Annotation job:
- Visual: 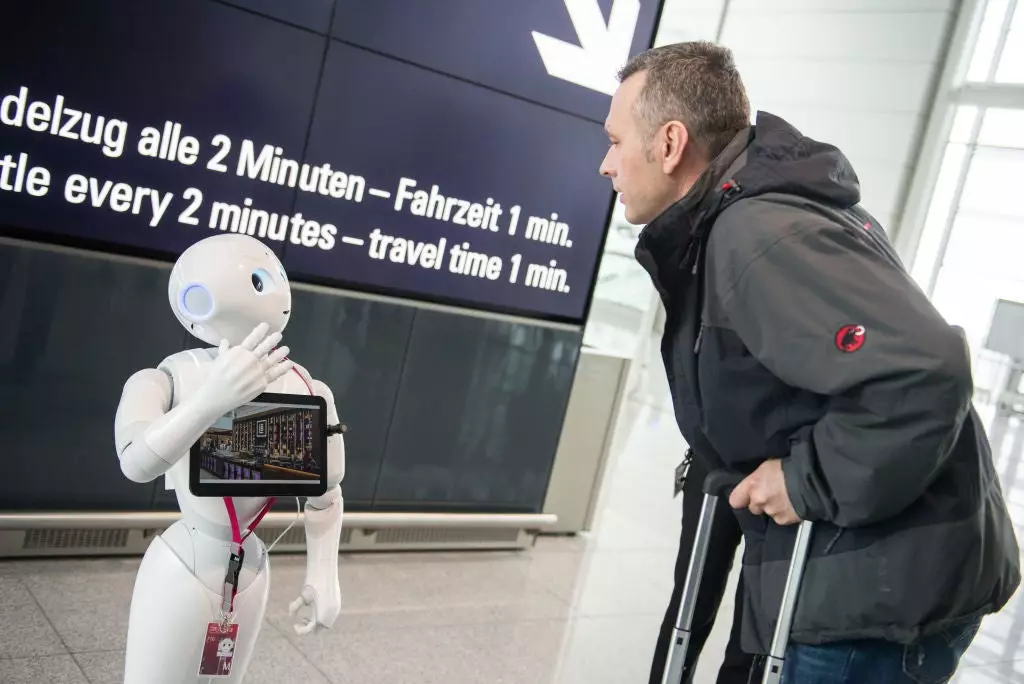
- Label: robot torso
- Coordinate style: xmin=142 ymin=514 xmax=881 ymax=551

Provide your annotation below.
xmin=158 ymin=347 xmax=316 ymax=538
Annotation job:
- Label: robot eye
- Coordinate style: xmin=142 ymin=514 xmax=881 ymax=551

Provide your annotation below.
xmin=251 ymin=268 xmax=275 ymax=294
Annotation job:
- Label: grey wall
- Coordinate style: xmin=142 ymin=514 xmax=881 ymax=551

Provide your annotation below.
xmin=653 ymin=0 xmax=958 ymax=237
xmin=0 ymin=239 xmax=581 ymax=514
xmin=722 ymin=0 xmax=959 ymax=237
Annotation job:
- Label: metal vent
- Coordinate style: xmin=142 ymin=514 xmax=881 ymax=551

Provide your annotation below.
xmin=374 ymin=527 xmax=520 ymax=545
xmin=260 ymin=527 xmax=353 ymax=546
xmin=260 ymin=527 xmax=306 ymax=546
xmin=23 ymin=528 xmax=130 ymax=550
xmin=0 ymin=512 xmax=547 ymax=558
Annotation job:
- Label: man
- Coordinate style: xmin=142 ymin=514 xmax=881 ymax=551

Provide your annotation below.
xmin=600 ymin=41 xmax=1021 ymax=683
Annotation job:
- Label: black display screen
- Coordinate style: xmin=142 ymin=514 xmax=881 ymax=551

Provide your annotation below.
xmin=0 ymin=0 xmax=663 ymax=323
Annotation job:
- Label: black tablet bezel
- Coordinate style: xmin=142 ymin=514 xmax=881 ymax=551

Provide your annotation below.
xmin=189 ymin=392 xmax=329 ymax=498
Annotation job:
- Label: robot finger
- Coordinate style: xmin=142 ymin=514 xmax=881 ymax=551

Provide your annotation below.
xmin=288 ymin=594 xmax=309 ymax=616
xmin=218 ymin=338 xmax=230 ymax=356
xmin=252 ymin=330 xmax=283 ymax=359
xmin=265 ymin=345 xmax=290 ymax=366
xmin=240 ymin=322 xmax=271 ymax=351
xmin=293 ymin=618 xmax=318 ymax=637
xmin=267 ymin=358 xmax=294 ymax=383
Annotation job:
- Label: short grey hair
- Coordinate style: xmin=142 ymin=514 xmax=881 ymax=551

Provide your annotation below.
xmin=618 ymin=41 xmax=751 ymax=161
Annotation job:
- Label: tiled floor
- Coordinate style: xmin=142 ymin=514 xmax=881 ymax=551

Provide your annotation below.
xmin=1 ymin=363 xmax=1023 ymax=682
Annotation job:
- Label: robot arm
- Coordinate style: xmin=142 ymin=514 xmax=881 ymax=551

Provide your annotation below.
xmin=114 ymin=323 xmax=293 ymax=484
xmin=289 ymin=378 xmax=345 ymax=635
xmin=114 ymin=368 xmax=220 ymax=483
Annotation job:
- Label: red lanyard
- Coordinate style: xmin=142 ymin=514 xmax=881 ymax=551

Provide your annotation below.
xmin=221 ymin=497 xmax=275 ymax=615
xmin=224 ymin=497 xmax=277 ymax=548
xmin=220 ymin=366 xmax=312 ymax=615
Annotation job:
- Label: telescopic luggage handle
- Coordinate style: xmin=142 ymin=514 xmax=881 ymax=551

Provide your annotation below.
xmin=661 ymin=469 xmax=814 ymax=684
xmin=703 ymin=470 xmax=745 ymax=497
xmin=661 ymin=470 xmax=742 ymax=684
xmin=763 ymin=517 xmax=814 ymax=683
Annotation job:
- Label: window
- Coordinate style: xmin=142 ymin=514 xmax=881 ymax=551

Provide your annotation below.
xmin=996 ymin=2 xmax=1024 ymax=83
xmin=967 ymin=0 xmax=1010 ymax=81
xmin=908 ymin=0 xmax=1024 ymax=378
xmin=978 ymin=107 xmax=1024 ymax=147
xmin=950 ymin=105 xmax=980 ymax=142
xmin=958 ymin=145 xmax=1024 ymax=221
xmin=919 ymin=120 xmax=1024 ymax=352
xmin=909 ymin=140 xmax=968 ymax=287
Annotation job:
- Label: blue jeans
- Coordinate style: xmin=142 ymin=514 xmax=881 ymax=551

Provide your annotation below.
xmin=780 ymin=618 xmax=981 ymax=684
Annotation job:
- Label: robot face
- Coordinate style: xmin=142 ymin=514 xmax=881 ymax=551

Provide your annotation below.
xmin=217 ymin=637 xmax=235 ymax=657
xmin=168 ymin=234 xmax=292 ymax=347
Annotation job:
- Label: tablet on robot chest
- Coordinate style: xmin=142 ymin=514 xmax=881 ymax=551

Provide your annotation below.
xmin=190 ymin=392 xmax=328 ymax=498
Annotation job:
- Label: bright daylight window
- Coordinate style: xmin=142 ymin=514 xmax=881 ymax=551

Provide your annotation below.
xmin=909 ymin=0 xmax=1024 ymax=408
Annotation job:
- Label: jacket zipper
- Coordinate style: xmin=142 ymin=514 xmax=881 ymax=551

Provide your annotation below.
xmin=691 ymin=231 xmax=706 ymax=354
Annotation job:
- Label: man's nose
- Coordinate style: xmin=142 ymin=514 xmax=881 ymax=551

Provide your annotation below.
xmin=599 ymin=154 xmax=614 ymax=177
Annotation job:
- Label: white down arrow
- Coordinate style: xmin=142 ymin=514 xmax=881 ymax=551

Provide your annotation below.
xmin=531 ymin=0 xmax=641 ymax=96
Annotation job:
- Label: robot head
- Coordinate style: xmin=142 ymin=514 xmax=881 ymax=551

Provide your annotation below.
xmin=168 ymin=234 xmax=291 ymax=347
xmin=217 ymin=637 xmax=235 ymax=657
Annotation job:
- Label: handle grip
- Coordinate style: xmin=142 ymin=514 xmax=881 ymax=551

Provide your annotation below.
xmin=702 ymin=470 xmax=745 ymax=497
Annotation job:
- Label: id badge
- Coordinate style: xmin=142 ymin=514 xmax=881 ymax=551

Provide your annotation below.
xmin=674 ymin=449 xmax=695 ymax=498
xmin=673 ymin=458 xmax=691 ymax=498
xmin=198 ymin=622 xmax=239 ymax=677
xmin=673 ymin=461 xmax=686 ymax=497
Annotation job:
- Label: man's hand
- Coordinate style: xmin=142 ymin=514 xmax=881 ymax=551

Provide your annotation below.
xmin=729 ymin=459 xmax=802 ymax=525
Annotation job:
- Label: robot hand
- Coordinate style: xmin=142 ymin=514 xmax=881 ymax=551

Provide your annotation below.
xmin=196 ymin=322 xmax=293 ymax=416
xmin=288 ymin=583 xmax=341 ymax=636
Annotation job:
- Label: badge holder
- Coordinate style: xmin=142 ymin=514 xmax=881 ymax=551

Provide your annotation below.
xmin=673 ymin=449 xmax=694 ymax=498
xmin=197 ymin=496 xmax=275 ymax=678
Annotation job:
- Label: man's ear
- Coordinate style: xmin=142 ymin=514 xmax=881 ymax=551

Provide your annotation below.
xmin=660 ymin=121 xmax=689 ymax=174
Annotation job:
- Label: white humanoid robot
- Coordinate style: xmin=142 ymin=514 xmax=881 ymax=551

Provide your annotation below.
xmin=113 ymin=233 xmax=345 ymax=683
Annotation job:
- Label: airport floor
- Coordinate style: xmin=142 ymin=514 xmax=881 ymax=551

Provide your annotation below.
xmin=2 ymin=366 xmax=1024 ymax=683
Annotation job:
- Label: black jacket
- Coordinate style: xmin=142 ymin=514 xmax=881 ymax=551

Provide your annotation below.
xmin=636 ymin=111 xmax=1021 ymax=654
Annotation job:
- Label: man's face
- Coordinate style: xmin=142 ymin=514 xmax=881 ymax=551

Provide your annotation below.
xmin=599 ymin=72 xmax=677 ymax=225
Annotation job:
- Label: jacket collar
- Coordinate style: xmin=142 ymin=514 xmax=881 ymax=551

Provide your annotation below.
xmin=634 ymin=127 xmax=752 ymax=302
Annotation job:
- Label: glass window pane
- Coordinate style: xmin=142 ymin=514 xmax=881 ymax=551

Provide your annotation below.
xmin=978 ymin=108 xmax=1024 ymax=149
xmin=996 ymin=3 xmax=1024 ymax=83
xmin=942 ymin=210 xmax=1024 ymax=278
xmin=911 ymin=143 xmax=968 ymax=287
xmin=934 ymin=207 xmax=1024 ymax=375
xmin=950 ymin=105 xmax=980 ymax=143
xmin=931 ymin=269 xmax=1024 ymax=359
xmin=969 ymin=0 xmax=1011 ymax=82
xmin=958 ymin=147 xmax=1024 ymax=221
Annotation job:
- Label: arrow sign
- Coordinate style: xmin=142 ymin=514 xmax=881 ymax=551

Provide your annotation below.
xmin=531 ymin=0 xmax=642 ymax=96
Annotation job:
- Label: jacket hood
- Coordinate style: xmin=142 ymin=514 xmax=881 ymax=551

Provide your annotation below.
xmin=634 ymin=111 xmax=862 ymax=300
xmin=735 ymin=110 xmax=861 ymax=208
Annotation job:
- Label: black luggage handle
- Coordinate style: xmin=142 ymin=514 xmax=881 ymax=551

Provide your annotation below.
xmin=702 ymin=470 xmax=745 ymax=497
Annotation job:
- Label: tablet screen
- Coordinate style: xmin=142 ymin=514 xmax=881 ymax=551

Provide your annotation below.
xmin=190 ymin=393 xmax=328 ymax=497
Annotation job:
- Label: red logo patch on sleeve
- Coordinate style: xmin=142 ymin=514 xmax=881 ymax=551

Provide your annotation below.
xmin=835 ymin=325 xmax=866 ymax=353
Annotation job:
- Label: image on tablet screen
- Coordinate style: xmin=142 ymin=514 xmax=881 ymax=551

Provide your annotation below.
xmin=197 ymin=401 xmax=320 ymax=485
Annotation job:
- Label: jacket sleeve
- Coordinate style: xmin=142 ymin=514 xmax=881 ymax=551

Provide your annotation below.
xmin=712 ymin=205 xmax=974 ymax=528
